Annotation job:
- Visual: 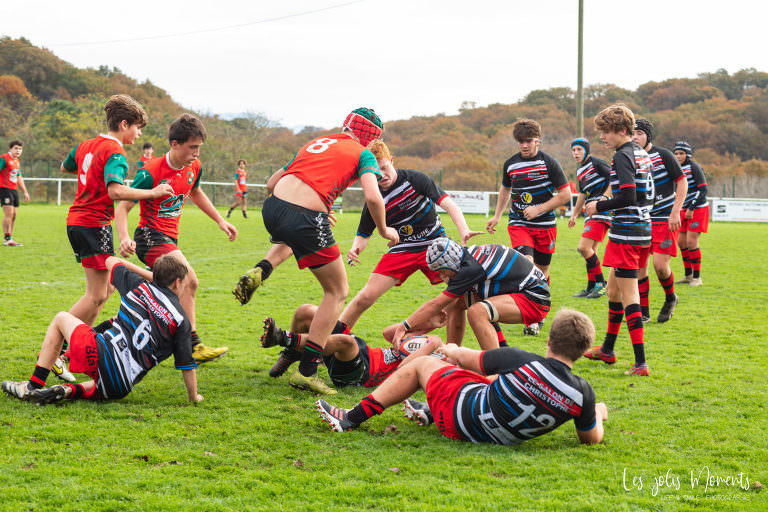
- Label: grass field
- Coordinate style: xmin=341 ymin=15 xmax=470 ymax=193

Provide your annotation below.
xmin=1 ymin=204 xmax=766 ymax=511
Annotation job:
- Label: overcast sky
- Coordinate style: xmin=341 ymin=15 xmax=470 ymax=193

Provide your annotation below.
xmin=2 ymin=0 xmax=765 ymax=129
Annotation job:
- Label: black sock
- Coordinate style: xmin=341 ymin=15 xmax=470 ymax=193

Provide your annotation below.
xmin=255 ymin=260 xmax=273 ymax=281
xmin=332 ymin=320 xmax=351 ymax=335
xmin=68 ymin=383 xmax=85 ymax=399
xmin=30 ymin=365 xmax=50 ymax=389
xmin=284 ymin=331 xmax=300 ymax=349
xmin=347 ymin=394 xmax=385 ymax=425
xmin=298 ymin=340 xmax=322 ymax=376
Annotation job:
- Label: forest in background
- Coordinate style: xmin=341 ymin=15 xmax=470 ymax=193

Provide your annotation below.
xmin=3 ymin=36 xmax=768 ymax=198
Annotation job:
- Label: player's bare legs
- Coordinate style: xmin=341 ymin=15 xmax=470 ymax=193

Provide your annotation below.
xmin=306 ymin=258 xmax=349 ymax=357
xmin=339 ymin=273 xmax=398 ymax=330
xmin=467 ymin=295 xmax=524 ymax=349
xmin=68 ymin=268 xmax=112 ymax=325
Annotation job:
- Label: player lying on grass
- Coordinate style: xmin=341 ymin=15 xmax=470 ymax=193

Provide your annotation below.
xmin=260 ymin=303 xmax=445 ymax=394
xmin=2 ymin=254 xmax=202 ymax=405
xmin=317 ymin=308 xmax=607 ymax=446
xmin=115 ymin=113 xmax=236 ymax=363
xmin=387 ymin=237 xmax=551 ymax=350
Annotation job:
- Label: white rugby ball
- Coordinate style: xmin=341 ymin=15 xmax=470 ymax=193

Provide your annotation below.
xmin=397 ymin=336 xmax=446 ymax=360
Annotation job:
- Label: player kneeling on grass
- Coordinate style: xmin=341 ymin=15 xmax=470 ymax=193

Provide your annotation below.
xmin=317 ymin=308 xmax=607 ymax=446
xmin=2 ymin=255 xmax=202 ymax=405
xmin=260 ymin=304 xmax=444 ymax=394
xmin=388 ymin=237 xmax=551 ymax=351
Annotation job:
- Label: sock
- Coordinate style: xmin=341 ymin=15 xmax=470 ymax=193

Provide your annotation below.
xmin=585 ymin=253 xmax=604 ymax=285
xmin=284 ymin=331 xmax=300 ymax=350
xmin=332 ymin=320 xmax=351 ymax=335
xmin=690 ymin=247 xmax=701 ymax=278
xmin=625 ymin=304 xmax=646 ymax=366
xmin=298 ymin=339 xmax=322 ymax=376
xmin=601 ymin=301 xmax=624 ymax=354
xmin=4 ymin=234 xmax=10 ymax=241
xmin=191 ymin=330 xmax=201 ymax=348
xmin=255 ymin=260 xmax=274 ymax=281
xmin=67 ymin=383 xmax=86 ymax=399
xmin=681 ymin=247 xmax=693 ymax=276
xmin=29 ymin=365 xmax=50 ymax=389
xmin=492 ymin=322 xmax=507 ymax=346
xmin=659 ymin=272 xmax=675 ymax=299
xmin=347 ymin=394 xmax=385 ymax=425
xmin=242 ymin=210 xmax=247 ymax=218
xmin=638 ymin=277 xmax=650 ymax=317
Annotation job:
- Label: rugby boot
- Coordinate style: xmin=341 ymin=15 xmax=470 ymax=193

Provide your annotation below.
xmin=624 ymin=364 xmax=650 ymax=376
xmin=2 ymin=380 xmax=31 ymax=401
xmin=269 ymin=348 xmax=301 ymax=378
xmin=233 ymin=267 xmax=263 ymax=305
xmin=583 ymin=347 xmax=617 ymax=364
xmin=52 ymin=356 xmax=76 ymax=383
xmin=289 ymin=370 xmax=337 ymax=395
xmin=403 ymin=398 xmax=434 ymax=426
xmin=656 ymin=294 xmax=678 ymax=323
xmin=260 ymin=317 xmax=286 ymax=348
xmin=29 ymin=385 xmax=71 ymax=405
xmin=316 ymin=399 xmax=358 ymax=432
xmin=192 ymin=343 xmax=228 ymax=363
xmin=586 ymin=281 xmax=607 ymax=299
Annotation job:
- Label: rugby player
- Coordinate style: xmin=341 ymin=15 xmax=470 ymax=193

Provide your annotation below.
xmin=584 ymin=104 xmax=654 ymax=376
xmin=673 ymin=141 xmax=708 ymax=287
xmin=0 ymin=140 xmax=30 ymax=246
xmin=226 ymin=159 xmax=248 ymax=219
xmin=115 ymin=113 xmax=236 ymax=363
xmin=137 ymin=141 xmax=154 ymax=170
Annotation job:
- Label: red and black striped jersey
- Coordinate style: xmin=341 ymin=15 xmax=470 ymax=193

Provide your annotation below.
xmin=501 ymin=151 xmax=568 ymax=228
xmin=575 ymin=155 xmax=611 ymax=223
xmin=607 ymin=142 xmax=654 ymax=246
xmin=647 ymin=145 xmax=685 ymax=223
xmin=681 ymin=160 xmax=708 ymax=209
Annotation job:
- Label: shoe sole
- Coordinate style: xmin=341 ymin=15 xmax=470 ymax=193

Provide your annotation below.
xmin=29 ymin=386 xmax=68 ymax=405
xmin=402 ymin=401 xmax=429 ymax=426
xmin=233 ymin=270 xmax=262 ymax=305
xmin=260 ymin=317 xmax=280 ymax=348
xmin=316 ymin=401 xmax=345 ymax=432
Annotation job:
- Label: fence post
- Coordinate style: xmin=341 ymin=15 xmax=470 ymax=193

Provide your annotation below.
xmin=57 ymin=179 xmax=62 ymax=206
xmin=211 ymin=163 xmax=216 ymax=205
xmin=46 ymin=161 xmax=51 ymax=203
xmin=732 ymin=176 xmax=736 ymax=197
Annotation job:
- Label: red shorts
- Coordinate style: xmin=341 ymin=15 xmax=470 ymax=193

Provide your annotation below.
xmin=511 ymin=293 xmax=550 ymax=326
xmin=602 ymin=240 xmax=650 ymax=270
xmin=650 ymin=223 xmax=678 ymax=256
xmin=373 ymin=250 xmax=442 ymax=285
xmin=66 ymin=225 xmax=114 ymax=270
xmin=582 ymin=219 xmax=609 ymax=242
xmin=680 ymin=206 xmax=709 ymax=233
xmin=507 ymin=225 xmax=557 ymax=254
xmin=236 ymin=189 xmax=247 ymax=198
xmin=426 ymin=366 xmax=490 ymax=441
xmin=65 ymin=324 xmax=100 ymax=381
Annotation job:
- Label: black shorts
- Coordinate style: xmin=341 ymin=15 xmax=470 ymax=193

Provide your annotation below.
xmin=0 ymin=187 xmax=19 ymax=208
xmin=134 ymin=226 xmax=179 ymax=268
xmin=323 ymin=337 xmax=370 ymax=387
xmin=67 ymin=225 xmax=115 ymax=269
xmin=261 ymin=194 xmax=340 ymax=269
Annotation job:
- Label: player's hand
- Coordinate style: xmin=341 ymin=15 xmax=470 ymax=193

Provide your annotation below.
xmin=380 ymin=227 xmax=399 ymax=247
xmin=685 ymin=209 xmax=693 ymax=220
xmin=346 ymin=246 xmax=361 ymax=266
xmin=329 ymin=211 xmax=338 ymax=227
xmin=523 ymin=205 xmax=541 ymax=220
xmin=568 ymin=217 xmax=576 ymax=228
xmin=437 ymin=343 xmax=461 ymax=364
xmin=219 ymin=220 xmax=238 ymax=241
xmin=459 ymin=229 xmax=484 ymax=246
xmin=118 ymin=238 xmax=136 ymax=257
xmin=23 ymin=191 xmax=30 ymax=202
xmin=668 ymin=212 xmax=681 ymax=232
xmin=595 ymin=402 xmax=608 ymax=421
xmin=584 ymin=201 xmax=598 ymax=218
xmin=151 ymin=183 xmax=175 ymax=198
xmin=485 ymin=217 xmax=499 ymax=234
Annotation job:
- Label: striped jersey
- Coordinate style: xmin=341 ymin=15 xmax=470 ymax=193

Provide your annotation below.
xmin=282 ymin=132 xmax=380 ymax=211
xmin=131 ymin=153 xmax=203 ymax=239
xmin=453 ymin=347 xmax=596 ymax=445
xmin=443 ymin=244 xmax=550 ymax=307
xmin=501 ymin=151 xmax=568 ymax=228
xmin=575 ymin=155 xmax=611 ymax=223
xmin=647 ymin=145 xmax=685 ymax=223
xmin=681 ymin=160 xmax=708 ymax=209
xmin=607 ymin=142 xmax=654 ymax=246
xmin=0 ymin=152 xmax=21 ymax=190
xmin=95 ymin=264 xmax=194 ymax=399
xmin=357 ymin=169 xmax=448 ymax=253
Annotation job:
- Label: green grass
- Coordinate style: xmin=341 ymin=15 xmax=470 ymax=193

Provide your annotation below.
xmin=0 ymin=204 xmax=766 ymax=511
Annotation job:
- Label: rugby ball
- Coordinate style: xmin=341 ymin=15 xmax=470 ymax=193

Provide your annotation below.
xmin=398 ymin=336 xmax=429 ymax=359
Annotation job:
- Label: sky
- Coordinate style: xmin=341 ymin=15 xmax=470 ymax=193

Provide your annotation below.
xmin=1 ymin=0 xmax=766 ymax=129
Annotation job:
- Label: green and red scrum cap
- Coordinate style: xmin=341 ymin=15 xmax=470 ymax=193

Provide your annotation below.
xmin=343 ymin=107 xmax=383 ymax=147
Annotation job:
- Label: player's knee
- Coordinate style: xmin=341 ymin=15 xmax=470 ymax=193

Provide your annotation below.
xmin=294 ymin=304 xmax=317 ymax=325
xmin=186 ymin=272 xmax=199 ymax=293
xmin=352 ymin=287 xmax=377 ymax=309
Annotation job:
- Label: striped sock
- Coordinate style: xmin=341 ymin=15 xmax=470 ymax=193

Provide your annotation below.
xmin=586 ymin=252 xmax=604 ymax=284
xmin=659 ymin=272 xmax=675 ymax=298
xmin=298 ymin=340 xmax=323 ymax=377
xmin=681 ymin=247 xmax=693 ymax=276
xmin=348 ymin=394 xmax=385 ymax=425
xmin=625 ymin=304 xmax=646 ymax=366
xmin=601 ymin=301 xmax=624 ymax=353
xmin=67 ymin=383 xmax=86 ymax=399
xmin=29 ymin=365 xmax=50 ymax=389
xmin=492 ymin=322 xmax=508 ymax=346
xmin=690 ymin=247 xmax=702 ymax=278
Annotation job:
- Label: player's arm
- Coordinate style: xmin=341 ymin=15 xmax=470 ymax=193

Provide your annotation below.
xmin=17 ymin=175 xmax=30 ymax=202
xmin=437 ymin=343 xmax=484 ymax=373
xmin=115 ymin=200 xmax=136 ymax=257
xmin=346 ymin=234 xmax=371 ymax=266
xmin=60 ymin=146 xmax=78 ymax=174
xmin=568 ymin=193 xmax=587 ymax=227
xmin=438 ymin=196 xmax=483 ymax=245
xmin=360 ymin=172 xmax=399 ymax=246
xmin=266 ymin=165 xmax=288 ymax=193
xmin=105 ymin=255 xmax=153 ymax=282
xmin=189 ymin=187 xmax=238 ymax=241
xmin=664 ymin=151 xmax=687 ymax=232
xmin=397 ymin=337 xmax=444 ymax=368
xmin=391 ymin=293 xmax=459 ymax=343
xmin=487 ymin=184 xmax=511 ymax=234
xmin=576 ymin=402 xmax=607 ymax=445
xmin=182 ymin=369 xmax=203 ymax=403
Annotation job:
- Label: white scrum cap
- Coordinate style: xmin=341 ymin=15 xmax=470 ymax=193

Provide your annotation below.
xmin=426 ymin=238 xmax=463 ymax=272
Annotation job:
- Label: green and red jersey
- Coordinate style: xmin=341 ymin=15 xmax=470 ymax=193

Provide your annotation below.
xmin=0 ymin=152 xmax=21 ymax=190
xmin=131 ymin=153 xmax=202 ymax=239
xmin=235 ymin=168 xmax=247 ymax=192
xmin=282 ymin=132 xmax=380 ymax=211
xmin=63 ymin=135 xmax=129 ymax=227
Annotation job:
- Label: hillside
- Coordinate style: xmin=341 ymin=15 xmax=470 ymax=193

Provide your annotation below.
xmin=2 ymin=36 xmax=767 ymax=198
